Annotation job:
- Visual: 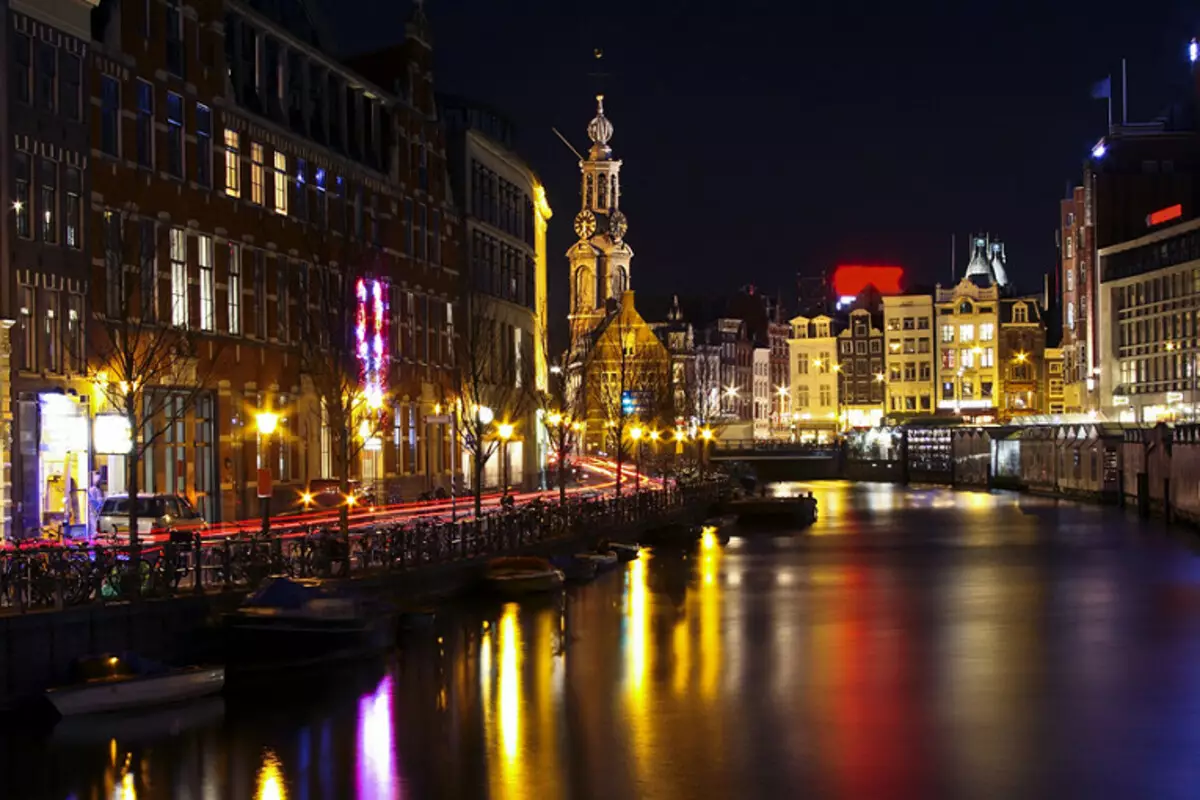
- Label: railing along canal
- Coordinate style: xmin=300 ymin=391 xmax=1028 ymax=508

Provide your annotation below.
xmin=0 ymin=481 xmax=724 ymax=614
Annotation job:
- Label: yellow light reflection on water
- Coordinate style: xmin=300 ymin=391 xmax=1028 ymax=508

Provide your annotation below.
xmin=700 ymin=526 xmax=718 ymax=551
xmin=115 ymin=770 xmax=136 ymax=800
xmin=255 ymin=749 xmax=287 ymax=800
xmin=498 ymin=604 xmax=522 ymax=760
xmin=699 ymin=534 xmax=722 ymax=698
xmin=626 ymin=558 xmax=648 ymax=691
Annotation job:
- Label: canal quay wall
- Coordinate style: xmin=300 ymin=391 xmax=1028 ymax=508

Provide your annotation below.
xmin=0 ymin=488 xmax=719 ymax=710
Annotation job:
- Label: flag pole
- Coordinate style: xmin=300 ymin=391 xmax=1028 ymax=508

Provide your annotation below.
xmin=1108 ymin=74 xmax=1113 ymax=130
xmin=1122 ymin=59 xmax=1128 ymax=124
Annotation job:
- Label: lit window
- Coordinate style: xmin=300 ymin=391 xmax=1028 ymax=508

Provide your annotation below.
xmin=199 ymin=234 xmax=214 ymax=331
xmin=170 ymin=228 xmax=188 ymax=327
xmin=959 ymin=324 xmax=974 ymax=342
xmin=273 ymin=150 xmax=288 ymax=214
xmin=979 ymin=322 xmax=995 ymax=341
xmin=228 ymin=243 xmax=242 ymax=335
xmin=224 ymin=130 xmax=241 ymax=197
xmin=13 ymin=152 xmax=30 ymax=239
xmin=941 ymin=324 xmax=954 ymax=343
xmin=251 ymin=143 xmax=264 ymax=205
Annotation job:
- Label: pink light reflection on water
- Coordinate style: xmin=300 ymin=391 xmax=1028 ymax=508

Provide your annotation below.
xmin=355 ymin=673 xmax=399 ymax=800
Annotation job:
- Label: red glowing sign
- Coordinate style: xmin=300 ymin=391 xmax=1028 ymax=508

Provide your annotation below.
xmin=1147 ymin=204 xmax=1183 ymax=227
xmin=832 ymin=265 xmax=904 ymax=298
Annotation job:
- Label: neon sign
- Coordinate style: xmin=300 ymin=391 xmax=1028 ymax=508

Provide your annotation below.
xmin=832 ymin=265 xmax=904 ymax=298
xmin=1147 ymin=204 xmax=1183 ymax=227
xmin=355 ymin=278 xmax=388 ymax=406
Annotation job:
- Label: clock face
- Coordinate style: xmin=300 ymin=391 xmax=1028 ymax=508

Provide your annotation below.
xmin=609 ymin=210 xmax=628 ymax=241
xmin=574 ymin=210 xmax=597 ymax=240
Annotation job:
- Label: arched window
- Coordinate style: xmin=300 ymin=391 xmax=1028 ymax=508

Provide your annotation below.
xmin=584 ymin=174 xmax=593 ymax=208
xmin=575 ymin=267 xmax=589 ymax=311
xmin=597 ymin=174 xmax=608 ymax=210
xmin=958 ymin=300 xmax=973 ymax=314
xmin=613 ymin=265 xmax=628 ymax=295
xmin=610 ymin=176 xmax=618 ymax=209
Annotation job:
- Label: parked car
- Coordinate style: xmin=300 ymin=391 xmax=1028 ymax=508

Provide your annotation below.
xmin=298 ymin=479 xmax=376 ymax=513
xmin=96 ymin=494 xmax=208 ymax=541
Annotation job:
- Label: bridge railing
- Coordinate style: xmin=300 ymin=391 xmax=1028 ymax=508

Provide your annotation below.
xmin=0 ymin=480 xmax=726 ymax=614
xmin=711 ymin=440 xmax=840 ymax=457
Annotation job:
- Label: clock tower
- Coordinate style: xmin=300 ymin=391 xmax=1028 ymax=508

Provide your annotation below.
xmin=569 ymin=94 xmax=633 ymax=350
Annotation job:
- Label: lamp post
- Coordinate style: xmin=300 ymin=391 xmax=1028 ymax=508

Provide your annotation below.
xmin=256 ymin=410 xmax=279 ymax=538
xmin=497 ymin=422 xmax=514 ymax=492
xmin=630 ymin=426 xmax=644 ymax=491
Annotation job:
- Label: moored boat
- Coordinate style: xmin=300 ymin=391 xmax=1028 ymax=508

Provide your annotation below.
xmin=577 ymin=551 xmax=619 ymax=572
xmin=601 ymin=541 xmax=640 ymax=562
xmin=224 ymin=577 xmax=393 ymax=673
xmin=45 ymin=654 xmax=224 ymax=717
xmin=483 ymin=557 xmax=565 ymax=596
xmin=549 ymin=554 xmax=599 ymax=583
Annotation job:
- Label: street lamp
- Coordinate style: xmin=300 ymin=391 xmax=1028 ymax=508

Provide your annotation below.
xmin=497 ymin=422 xmax=514 ymax=492
xmin=630 ymin=426 xmax=644 ymax=489
xmin=256 ymin=410 xmax=279 ymax=538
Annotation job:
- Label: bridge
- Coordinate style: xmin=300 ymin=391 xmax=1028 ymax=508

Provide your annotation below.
xmin=709 ymin=440 xmax=844 ymax=480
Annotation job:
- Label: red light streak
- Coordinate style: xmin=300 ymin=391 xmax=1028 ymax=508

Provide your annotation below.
xmin=1147 ymin=204 xmax=1183 ymax=226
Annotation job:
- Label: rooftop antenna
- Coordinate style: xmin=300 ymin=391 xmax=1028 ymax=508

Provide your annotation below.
xmin=551 ymin=47 xmax=610 ymax=163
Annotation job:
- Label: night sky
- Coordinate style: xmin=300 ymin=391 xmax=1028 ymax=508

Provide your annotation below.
xmin=320 ymin=0 xmax=1199 ymax=313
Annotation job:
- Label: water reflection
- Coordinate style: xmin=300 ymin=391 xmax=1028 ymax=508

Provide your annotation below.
xmin=17 ymin=481 xmax=1200 ymax=798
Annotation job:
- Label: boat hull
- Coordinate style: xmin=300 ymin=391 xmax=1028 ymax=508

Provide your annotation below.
xmin=484 ymin=569 xmax=564 ymax=596
xmin=47 ymin=668 xmax=224 ymax=717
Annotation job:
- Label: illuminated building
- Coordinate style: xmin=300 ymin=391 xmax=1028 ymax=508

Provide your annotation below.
xmin=1059 ymin=188 xmax=1095 ymax=412
xmin=442 ymin=98 xmax=552 ymax=489
xmin=752 ymin=347 xmax=770 ymax=440
xmin=3 ymin=1 xmax=94 ymax=541
xmin=787 ymin=315 xmax=838 ymax=442
xmin=1045 ymin=348 xmax=1066 ymax=414
xmin=882 ymin=294 xmax=935 ymax=418
xmin=935 ymin=238 xmax=1004 ymax=420
xmin=836 ymin=308 xmax=885 ymax=428
xmin=1098 ymin=215 xmax=1200 ymax=422
xmin=568 ymin=95 xmax=632 ymax=352
xmin=997 ymin=296 xmax=1048 ymax=417
xmin=47 ymin=0 xmax=463 ymax=535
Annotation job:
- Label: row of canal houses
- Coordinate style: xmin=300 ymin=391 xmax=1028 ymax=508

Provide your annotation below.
xmin=852 ymin=421 xmax=1200 ymax=524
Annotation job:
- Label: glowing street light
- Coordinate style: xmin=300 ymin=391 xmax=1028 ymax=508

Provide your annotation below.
xmin=256 ymin=410 xmax=280 ymax=537
xmin=649 ymin=430 xmax=660 ymax=442
xmin=548 ymin=412 xmax=563 ymax=426
xmin=874 ymin=373 xmax=886 ymax=383
xmin=700 ymin=428 xmax=714 ymax=441
xmin=256 ymin=410 xmax=279 ymax=435
xmin=476 ymin=405 xmax=495 ymax=425
xmin=629 ymin=426 xmax=644 ymax=441
xmin=497 ymin=422 xmax=515 ymax=441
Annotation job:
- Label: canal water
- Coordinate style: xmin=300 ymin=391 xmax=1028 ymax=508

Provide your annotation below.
xmin=9 ymin=481 xmax=1200 ymax=799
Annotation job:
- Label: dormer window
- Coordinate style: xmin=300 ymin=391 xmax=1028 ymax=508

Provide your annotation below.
xmin=1013 ymin=303 xmax=1028 ymax=323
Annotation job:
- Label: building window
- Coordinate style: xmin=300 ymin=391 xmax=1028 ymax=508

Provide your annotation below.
xmin=251 ymin=143 xmax=265 ymax=204
xmin=942 ymin=348 xmax=956 ymax=370
xmin=941 ymin=324 xmax=954 ymax=343
xmin=104 ymin=211 xmax=123 ymax=316
xmin=44 ymin=290 xmax=61 ymax=373
xmin=255 ymin=252 xmax=267 ymax=340
xmin=224 ymin=130 xmax=241 ymax=197
xmin=101 ymin=76 xmax=120 ymax=156
xmin=196 ymin=104 xmax=212 ymax=187
xmin=430 ymin=209 xmax=441 ymax=265
xmin=67 ymin=294 xmax=83 ymax=373
xmin=961 ymin=348 xmax=975 ymax=369
xmin=18 ymin=287 xmax=34 ymax=371
xmin=1013 ymin=304 xmax=1028 ymax=323
xmin=166 ymin=0 xmax=185 ymax=77
xmin=199 ymin=234 xmax=214 ymax=331
xmin=167 ymin=92 xmax=185 ymax=178
xmin=14 ymin=33 xmax=31 ymax=104
xmin=228 ymin=243 xmax=242 ymax=335
xmin=64 ymin=168 xmax=81 ymax=248
xmin=137 ymin=80 xmax=154 ymax=169
xmin=273 ymin=150 xmax=288 ymax=214
xmin=36 ymin=41 xmax=56 ymax=110
xmin=959 ymin=324 xmax=974 ymax=342
xmin=819 ymin=385 xmax=831 ymax=406
xmin=170 ymin=228 xmax=188 ymax=327
xmin=39 ymin=159 xmax=56 ymax=243
xmin=315 ymin=168 xmax=327 ymax=227
xmin=982 ymin=347 xmax=994 ymax=368
xmin=919 ymin=363 xmax=931 ymax=381
xmin=140 ymin=219 xmax=157 ymax=321
xmin=405 ymin=199 xmax=414 ymax=255
xmin=294 ymin=158 xmax=308 ymax=221
xmin=979 ymin=322 xmax=995 ymax=341
xmin=276 ymin=261 xmax=288 ymax=342
xmin=796 ymin=353 xmax=808 ymax=374
xmin=14 ymin=153 xmax=30 ymax=239
xmin=60 ymin=52 xmax=81 ymax=121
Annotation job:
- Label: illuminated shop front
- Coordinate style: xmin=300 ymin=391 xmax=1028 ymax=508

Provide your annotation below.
xmin=16 ymin=392 xmax=90 ymax=536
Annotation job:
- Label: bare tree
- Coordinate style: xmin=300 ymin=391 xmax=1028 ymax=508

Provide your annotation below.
xmin=537 ymin=329 xmax=586 ymax=504
xmin=453 ymin=292 xmax=536 ymax=516
xmin=296 ymin=258 xmax=391 ymax=553
xmin=84 ymin=202 xmax=226 ymax=574
xmin=586 ymin=311 xmax=671 ymax=496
